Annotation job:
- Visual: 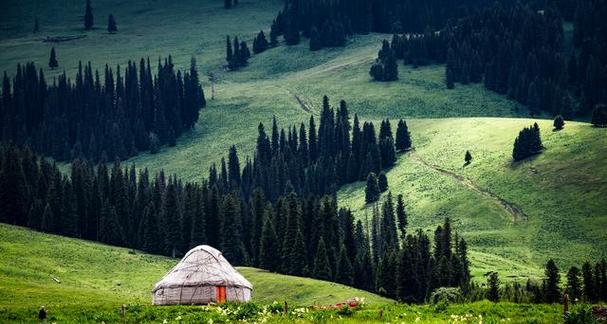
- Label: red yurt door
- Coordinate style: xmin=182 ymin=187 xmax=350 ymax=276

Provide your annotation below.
xmin=216 ymin=286 xmax=226 ymax=303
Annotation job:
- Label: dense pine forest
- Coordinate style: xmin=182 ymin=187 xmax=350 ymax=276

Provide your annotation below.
xmin=372 ymin=0 xmax=607 ymax=117
xmin=0 ymin=57 xmax=205 ymax=161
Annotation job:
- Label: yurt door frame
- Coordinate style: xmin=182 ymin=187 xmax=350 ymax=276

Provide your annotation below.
xmin=216 ymin=286 xmax=226 ymax=303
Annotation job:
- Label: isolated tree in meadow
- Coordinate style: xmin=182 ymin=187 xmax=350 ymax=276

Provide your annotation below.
xmin=252 ymin=30 xmax=268 ymax=54
xmin=395 ymin=119 xmax=411 ymax=151
xmin=512 ymin=123 xmax=542 ymax=161
xmin=107 ymin=14 xmax=117 ymax=33
xmin=544 ymin=259 xmax=561 ymax=303
xmin=365 ymin=172 xmax=380 ymax=203
xmin=378 ymin=172 xmax=388 ymax=192
xmin=487 ymin=272 xmax=500 ymax=302
xmin=464 ymin=150 xmax=472 ymax=165
xmin=566 ymin=266 xmax=583 ymax=302
xmin=84 ymin=0 xmax=94 ymax=30
xmin=48 ymin=48 xmax=58 ymax=69
xmin=553 ymin=115 xmax=565 ymax=130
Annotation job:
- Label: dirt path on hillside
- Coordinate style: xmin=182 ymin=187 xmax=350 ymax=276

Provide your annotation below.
xmin=287 ymin=89 xmax=314 ymax=113
xmin=409 ymin=151 xmax=529 ymax=222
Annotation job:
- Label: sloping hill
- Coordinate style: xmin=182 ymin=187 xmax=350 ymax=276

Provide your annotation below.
xmin=338 ymin=118 xmax=607 ymax=280
xmin=0 ymin=224 xmax=391 ymax=312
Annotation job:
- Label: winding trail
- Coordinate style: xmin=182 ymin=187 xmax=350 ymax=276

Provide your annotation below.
xmin=286 ymin=89 xmax=314 ymax=113
xmin=409 ymin=151 xmax=529 ymax=222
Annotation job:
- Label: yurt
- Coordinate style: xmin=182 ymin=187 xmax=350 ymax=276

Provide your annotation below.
xmin=152 ymin=245 xmax=253 ymax=305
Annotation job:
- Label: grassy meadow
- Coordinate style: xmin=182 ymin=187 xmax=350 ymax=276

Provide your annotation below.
xmin=0 ymin=224 xmax=564 ymax=323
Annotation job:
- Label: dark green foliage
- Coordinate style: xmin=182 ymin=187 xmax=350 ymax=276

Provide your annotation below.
xmin=566 ymin=266 xmax=583 ymax=302
xmin=395 ymin=194 xmax=407 ymax=239
xmin=544 ymin=259 xmax=561 ymax=303
xmin=224 ymin=0 xmax=232 ymax=9
xmin=370 ymin=40 xmax=398 ymax=81
xmin=512 ymin=123 xmax=543 ymax=161
xmin=365 ymin=172 xmax=380 ymax=203
xmin=226 ymin=36 xmax=250 ymax=70
xmin=336 ymin=245 xmax=354 ymax=285
xmin=221 ymin=193 xmax=247 ymax=265
xmin=592 ymin=104 xmax=607 ymax=127
xmin=33 ymin=17 xmax=39 ymax=33
xmin=377 ymin=172 xmax=388 ymax=192
xmin=48 ymin=48 xmax=58 ymax=68
xmin=84 ymin=0 xmax=94 ymax=30
xmin=313 ymin=237 xmax=332 ymax=281
xmin=1 ymin=58 xmax=204 ymax=161
xmin=309 ymin=27 xmax=322 ymax=51
xmin=107 ymin=14 xmax=117 ymax=33
xmin=395 ymin=119 xmax=411 ymax=151
xmin=464 ymin=151 xmax=472 ymax=164
xmin=487 ymin=272 xmax=500 ymax=302
xmin=259 ymin=210 xmax=279 ymax=272
xmin=582 ymin=262 xmax=595 ymax=302
xmin=553 ymin=115 xmax=565 ymax=130
xmin=252 ymin=31 xmax=269 ymax=54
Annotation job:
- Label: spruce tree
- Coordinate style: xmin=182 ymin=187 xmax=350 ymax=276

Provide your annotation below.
xmin=378 ymin=172 xmax=388 ymax=192
xmin=107 ymin=14 xmax=117 ymax=33
xmin=396 ymin=194 xmax=407 ymax=239
xmin=487 ymin=272 xmax=500 ymax=302
xmin=259 ymin=211 xmax=279 ymax=272
xmin=395 ymin=120 xmax=411 ymax=151
xmin=49 ymin=48 xmax=58 ymax=69
xmin=313 ymin=237 xmax=332 ymax=281
xmin=566 ymin=266 xmax=582 ymax=302
xmin=336 ymin=244 xmax=354 ymax=285
xmin=464 ymin=150 xmax=472 ymax=165
xmin=84 ymin=0 xmax=94 ymax=30
xmin=582 ymin=261 xmax=595 ymax=302
xmin=365 ymin=172 xmax=380 ymax=203
xmin=310 ymin=26 xmax=322 ymax=51
xmin=544 ymin=259 xmax=561 ymax=303
xmin=553 ymin=115 xmax=565 ymax=130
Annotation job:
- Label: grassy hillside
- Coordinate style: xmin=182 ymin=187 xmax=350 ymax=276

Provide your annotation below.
xmin=1 ymin=0 xmax=529 ymax=180
xmin=338 ymin=118 xmax=607 ymax=280
xmin=0 ymin=224 xmax=565 ymax=323
xmin=0 ymin=224 xmax=391 ymax=311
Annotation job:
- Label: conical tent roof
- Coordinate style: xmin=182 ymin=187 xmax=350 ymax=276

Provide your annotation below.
xmin=153 ymin=245 xmax=252 ymax=292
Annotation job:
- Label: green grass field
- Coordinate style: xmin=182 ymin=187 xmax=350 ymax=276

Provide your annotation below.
xmin=338 ymin=118 xmax=607 ymax=280
xmin=0 ymin=224 xmax=563 ymax=323
xmin=1 ymin=0 xmax=605 ymax=320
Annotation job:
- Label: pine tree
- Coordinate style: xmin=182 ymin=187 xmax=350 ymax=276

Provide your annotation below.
xmin=310 ymin=26 xmax=322 ymax=51
xmin=377 ymin=172 xmax=388 ymax=192
xmin=221 ymin=193 xmax=247 ymax=265
xmin=313 ymin=237 xmax=332 ymax=280
xmin=395 ymin=120 xmax=411 ymax=151
xmin=259 ymin=210 xmax=279 ymax=272
xmin=544 ymin=259 xmax=561 ymax=303
xmin=336 ymin=244 xmax=354 ymax=285
xmin=84 ymin=0 xmax=94 ymax=30
xmin=582 ymin=261 xmax=595 ymax=302
xmin=396 ymin=194 xmax=407 ymax=239
xmin=365 ymin=172 xmax=380 ymax=203
xmin=49 ymin=48 xmax=58 ymax=69
xmin=464 ymin=150 xmax=472 ymax=165
xmin=487 ymin=272 xmax=500 ymax=302
xmin=591 ymin=104 xmax=607 ymax=127
xmin=107 ymin=14 xmax=117 ymax=33
xmin=566 ymin=266 xmax=582 ymax=302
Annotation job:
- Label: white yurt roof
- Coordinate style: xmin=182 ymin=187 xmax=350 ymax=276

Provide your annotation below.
xmin=153 ymin=245 xmax=253 ymax=292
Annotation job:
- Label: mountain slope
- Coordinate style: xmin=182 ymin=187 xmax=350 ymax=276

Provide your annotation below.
xmin=0 ymin=224 xmax=391 ymax=311
xmin=338 ymin=118 xmax=607 ymax=280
